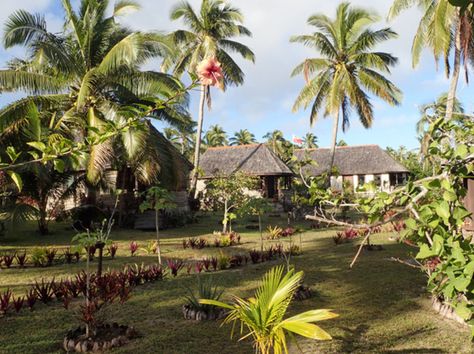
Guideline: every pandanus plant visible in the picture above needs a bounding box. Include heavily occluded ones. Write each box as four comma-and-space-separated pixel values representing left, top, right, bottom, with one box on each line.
200, 265, 337, 354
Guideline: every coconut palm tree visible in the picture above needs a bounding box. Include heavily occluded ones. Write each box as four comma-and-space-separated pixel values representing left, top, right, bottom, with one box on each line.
201, 265, 337, 354
303, 133, 319, 149
1, 0, 191, 187
230, 129, 257, 146
263, 130, 285, 154
388, 0, 474, 121
164, 123, 196, 157
169, 0, 255, 196
291, 2, 402, 172
205, 124, 228, 147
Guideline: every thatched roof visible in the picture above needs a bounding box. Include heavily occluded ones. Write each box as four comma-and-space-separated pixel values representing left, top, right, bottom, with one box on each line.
294, 145, 409, 176
149, 125, 193, 191
199, 144, 293, 178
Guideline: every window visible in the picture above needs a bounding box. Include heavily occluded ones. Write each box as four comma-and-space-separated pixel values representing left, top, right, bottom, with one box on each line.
358, 175, 365, 186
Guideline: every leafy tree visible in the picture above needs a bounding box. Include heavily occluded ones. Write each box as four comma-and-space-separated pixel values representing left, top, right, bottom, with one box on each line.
230, 129, 257, 146
291, 2, 402, 172
205, 124, 228, 147
139, 186, 176, 265
388, 0, 474, 121
240, 197, 273, 251
1, 0, 191, 187
169, 0, 255, 196
200, 265, 338, 354
206, 173, 257, 233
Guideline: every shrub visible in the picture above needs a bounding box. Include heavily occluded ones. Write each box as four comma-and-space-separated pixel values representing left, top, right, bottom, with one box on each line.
31, 248, 48, 267
12, 296, 24, 313
0, 289, 12, 314
26, 289, 36, 311
108, 243, 118, 259
33, 278, 54, 304
202, 258, 211, 272
45, 248, 57, 266
16, 252, 27, 268
195, 261, 204, 274
281, 227, 296, 237
249, 250, 262, 264
3, 254, 15, 268
129, 241, 138, 256
64, 249, 74, 264
217, 252, 230, 270
266, 226, 283, 240
141, 241, 158, 255
167, 259, 184, 277
183, 277, 224, 320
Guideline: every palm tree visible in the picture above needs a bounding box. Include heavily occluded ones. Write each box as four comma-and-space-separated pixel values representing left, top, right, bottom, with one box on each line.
337, 139, 348, 147
169, 0, 255, 196
1, 0, 190, 188
230, 129, 257, 145
164, 124, 196, 157
303, 133, 318, 149
205, 124, 228, 147
201, 265, 337, 354
291, 2, 402, 172
263, 130, 285, 154
388, 0, 474, 121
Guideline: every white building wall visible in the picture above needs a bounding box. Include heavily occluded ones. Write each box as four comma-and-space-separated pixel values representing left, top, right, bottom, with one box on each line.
365, 174, 374, 184
381, 173, 390, 192
330, 176, 343, 191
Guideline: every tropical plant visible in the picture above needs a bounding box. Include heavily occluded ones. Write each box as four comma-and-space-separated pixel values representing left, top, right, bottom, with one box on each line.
1, 0, 191, 190
169, 0, 255, 196
388, 0, 474, 121
139, 185, 176, 265
291, 2, 402, 172
205, 124, 228, 147
240, 197, 273, 251
183, 276, 223, 320
201, 265, 337, 353
263, 130, 285, 154
206, 173, 258, 233
230, 129, 257, 146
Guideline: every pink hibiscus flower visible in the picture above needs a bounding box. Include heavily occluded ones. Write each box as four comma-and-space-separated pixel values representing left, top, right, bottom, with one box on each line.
196, 57, 224, 88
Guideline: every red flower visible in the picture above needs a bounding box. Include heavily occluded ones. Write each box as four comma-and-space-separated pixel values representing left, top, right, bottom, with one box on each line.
197, 58, 224, 88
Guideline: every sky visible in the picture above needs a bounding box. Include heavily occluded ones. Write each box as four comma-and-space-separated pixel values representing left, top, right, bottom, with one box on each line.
1, 0, 473, 150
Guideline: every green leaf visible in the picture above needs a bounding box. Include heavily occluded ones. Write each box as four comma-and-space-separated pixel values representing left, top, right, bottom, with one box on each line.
416, 244, 436, 259
405, 218, 417, 230
453, 276, 470, 292
27, 141, 46, 151
280, 322, 332, 340
53, 159, 65, 173
435, 201, 450, 220
7, 171, 22, 191
455, 144, 468, 158
455, 303, 472, 320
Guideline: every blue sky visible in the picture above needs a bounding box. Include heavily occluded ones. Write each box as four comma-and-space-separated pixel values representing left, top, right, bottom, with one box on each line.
1, 0, 473, 151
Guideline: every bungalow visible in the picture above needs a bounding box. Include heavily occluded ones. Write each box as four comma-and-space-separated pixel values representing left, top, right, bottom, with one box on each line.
197, 144, 294, 201
294, 145, 409, 192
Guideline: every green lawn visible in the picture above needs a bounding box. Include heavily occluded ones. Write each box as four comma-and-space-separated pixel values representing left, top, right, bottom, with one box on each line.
0, 214, 472, 353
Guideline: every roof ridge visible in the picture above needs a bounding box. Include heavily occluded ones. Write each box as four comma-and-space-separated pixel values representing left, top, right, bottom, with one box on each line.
206, 143, 261, 151
295, 144, 380, 151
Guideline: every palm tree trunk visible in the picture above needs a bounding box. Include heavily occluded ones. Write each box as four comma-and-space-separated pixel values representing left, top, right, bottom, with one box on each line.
329, 109, 340, 175
191, 85, 206, 198
446, 11, 461, 122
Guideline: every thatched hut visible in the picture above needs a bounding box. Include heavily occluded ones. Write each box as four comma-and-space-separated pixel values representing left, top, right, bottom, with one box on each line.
197, 144, 294, 201
63, 125, 193, 215
294, 145, 409, 192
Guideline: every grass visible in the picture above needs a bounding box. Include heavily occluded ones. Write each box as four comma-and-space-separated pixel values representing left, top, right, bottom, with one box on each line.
0, 213, 473, 353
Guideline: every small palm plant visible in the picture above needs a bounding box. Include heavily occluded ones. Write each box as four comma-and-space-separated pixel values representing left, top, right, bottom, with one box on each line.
200, 265, 337, 353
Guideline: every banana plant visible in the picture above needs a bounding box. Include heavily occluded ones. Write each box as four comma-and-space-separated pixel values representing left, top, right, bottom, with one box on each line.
200, 265, 337, 354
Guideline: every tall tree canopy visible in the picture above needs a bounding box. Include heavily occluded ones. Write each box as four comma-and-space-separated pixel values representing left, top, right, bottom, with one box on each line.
291, 2, 402, 170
